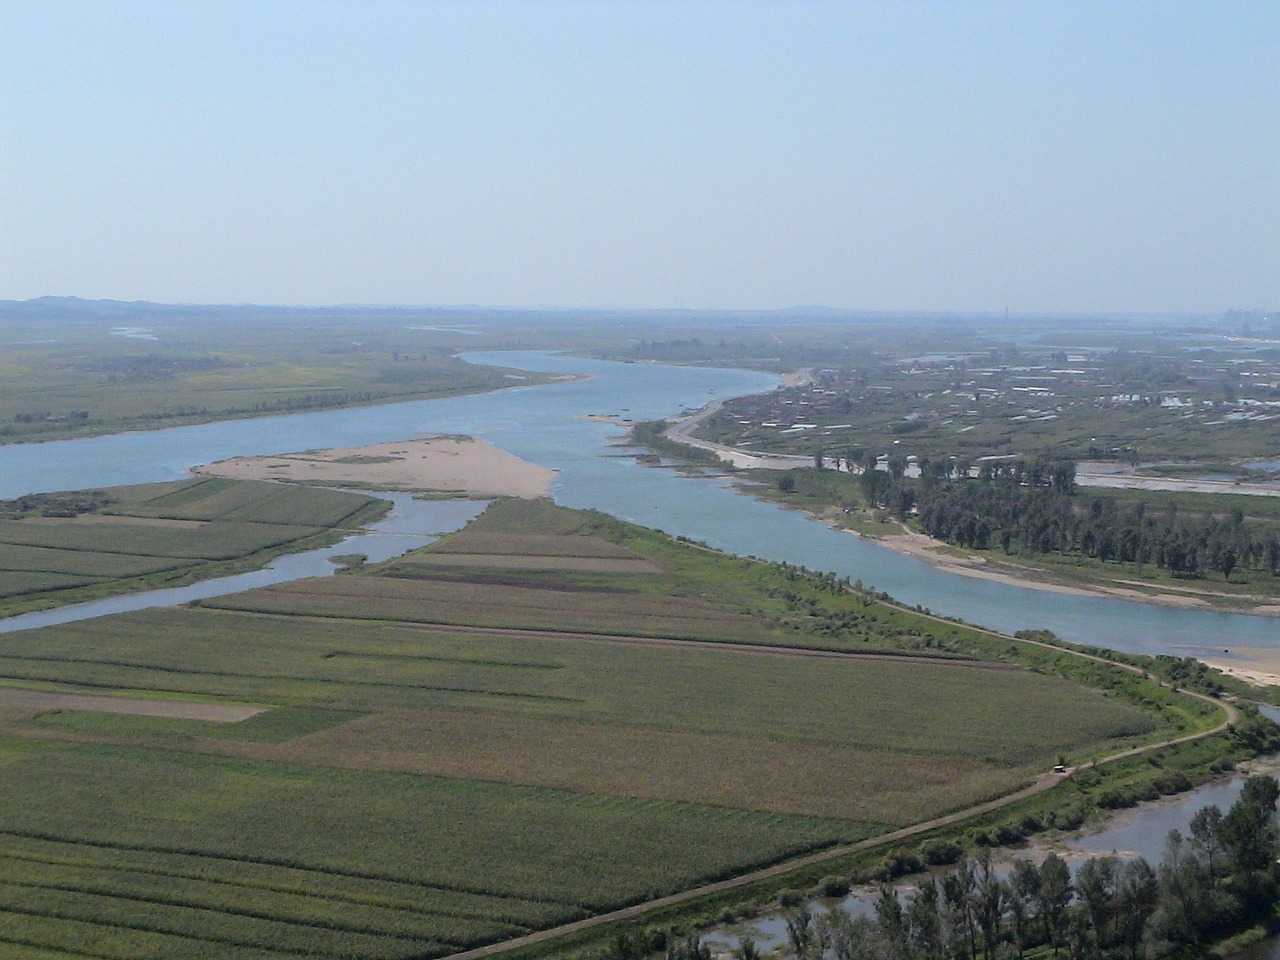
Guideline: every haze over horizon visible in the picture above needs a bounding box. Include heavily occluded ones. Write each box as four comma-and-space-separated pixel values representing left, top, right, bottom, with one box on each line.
2, 1, 1276, 315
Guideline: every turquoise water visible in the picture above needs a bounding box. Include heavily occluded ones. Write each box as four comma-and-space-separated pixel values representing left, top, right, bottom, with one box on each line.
0, 350, 1276, 661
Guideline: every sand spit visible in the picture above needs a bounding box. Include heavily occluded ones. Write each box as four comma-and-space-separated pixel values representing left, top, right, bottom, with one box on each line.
195, 436, 557, 499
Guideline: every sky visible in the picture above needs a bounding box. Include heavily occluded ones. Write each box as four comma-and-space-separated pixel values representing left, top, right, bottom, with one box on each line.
1, 0, 1276, 314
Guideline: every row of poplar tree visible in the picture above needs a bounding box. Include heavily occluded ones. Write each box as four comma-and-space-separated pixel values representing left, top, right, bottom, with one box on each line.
850, 457, 1279, 580
648, 775, 1278, 960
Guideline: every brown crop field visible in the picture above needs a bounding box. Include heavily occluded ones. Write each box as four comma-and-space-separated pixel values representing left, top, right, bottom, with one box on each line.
393, 553, 663, 573
0, 496, 1188, 959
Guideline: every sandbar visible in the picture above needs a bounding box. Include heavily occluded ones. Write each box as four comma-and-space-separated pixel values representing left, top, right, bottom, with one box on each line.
194, 436, 557, 499
1200, 649, 1280, 690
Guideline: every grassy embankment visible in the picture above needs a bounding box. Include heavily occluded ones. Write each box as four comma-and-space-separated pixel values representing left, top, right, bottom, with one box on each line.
0, 477, 386, 618
0, 495, 1249, 959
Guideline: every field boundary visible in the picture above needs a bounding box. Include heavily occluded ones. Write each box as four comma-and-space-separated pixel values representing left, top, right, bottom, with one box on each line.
438, 608, 1239, 960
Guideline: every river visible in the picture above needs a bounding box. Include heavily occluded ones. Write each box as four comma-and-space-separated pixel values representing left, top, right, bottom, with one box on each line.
2, 350, 1278, 955
0, 350, 1277, 664
702, 752, 1280, 957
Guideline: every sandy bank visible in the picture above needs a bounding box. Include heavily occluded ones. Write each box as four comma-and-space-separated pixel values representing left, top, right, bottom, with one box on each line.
1200, 650, 1280, 689
194, 436, 557, 499
867, 528, 1213, 608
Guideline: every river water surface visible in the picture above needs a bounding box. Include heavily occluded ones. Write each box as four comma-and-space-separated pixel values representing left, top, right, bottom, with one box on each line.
2, 351, 1279, 955
0, 350, 1277, 663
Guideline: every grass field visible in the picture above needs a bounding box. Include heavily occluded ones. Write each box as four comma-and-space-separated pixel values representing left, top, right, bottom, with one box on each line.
0, 478, 382, 616
0, 496, 1194, 959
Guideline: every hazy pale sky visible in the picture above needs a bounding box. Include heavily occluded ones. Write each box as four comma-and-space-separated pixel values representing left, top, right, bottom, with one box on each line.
2, 1, 1275, 313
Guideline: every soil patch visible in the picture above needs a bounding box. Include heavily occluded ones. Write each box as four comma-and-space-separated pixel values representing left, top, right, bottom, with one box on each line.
0, 687, 265, 722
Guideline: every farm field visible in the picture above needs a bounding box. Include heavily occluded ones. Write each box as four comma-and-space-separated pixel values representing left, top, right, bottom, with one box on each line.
0, 301, 563, 444
0, 497, 1187, 958
0, 477, 383, 616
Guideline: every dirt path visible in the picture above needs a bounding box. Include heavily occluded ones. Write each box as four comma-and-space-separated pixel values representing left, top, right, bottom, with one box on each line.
379, 619, 1021, 670
0, 686, 265, 722
439, 598, 1239, 960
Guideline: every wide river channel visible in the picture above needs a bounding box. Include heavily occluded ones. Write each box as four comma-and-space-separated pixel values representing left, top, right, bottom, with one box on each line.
2, 350, 1279, 955
0, 349, 1277, 662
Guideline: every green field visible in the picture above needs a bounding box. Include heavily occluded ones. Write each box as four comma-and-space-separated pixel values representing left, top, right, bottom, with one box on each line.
0, 303, 560, 444
0, 478, 383, 615
0, 496, 1196, 959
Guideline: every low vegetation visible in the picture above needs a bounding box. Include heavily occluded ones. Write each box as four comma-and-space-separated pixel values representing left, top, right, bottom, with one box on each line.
0, 495, 1228, 958
0, 300, 557, 443
0, 477, 384, 616
750, 775, 1280, 960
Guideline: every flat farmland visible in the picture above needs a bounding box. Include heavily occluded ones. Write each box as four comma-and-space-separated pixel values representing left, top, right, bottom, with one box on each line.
0, 741, 866, 959
0, 478, 381, 614
0, 496, 1181, 959
201, 576, 788, 643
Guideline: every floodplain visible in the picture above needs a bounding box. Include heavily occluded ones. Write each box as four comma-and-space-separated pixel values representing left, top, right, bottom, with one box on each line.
0, 494, 1196, 959
0, 477, 382, 616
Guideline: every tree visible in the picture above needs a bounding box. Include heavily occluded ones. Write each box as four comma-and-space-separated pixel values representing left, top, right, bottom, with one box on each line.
1220, 774, 1279, 875
821, 908, 877, 960
784, 905, 818, 959
975, 851, 1005, 960
875, 883, 908, 960
1039, 853, 1072, 953
1188, 804, 1225, 879
1008, 859, 1042, 956
1113, 858, 1158, 960
906, 878, 944, 960
942, 860, 979, 960
1075, 857, 1117, 950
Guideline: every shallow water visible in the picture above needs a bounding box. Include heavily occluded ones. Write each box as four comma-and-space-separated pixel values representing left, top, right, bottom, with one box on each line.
0, 351, 1276, 668
0, 494, 485, 634
704, 760, 1279, 955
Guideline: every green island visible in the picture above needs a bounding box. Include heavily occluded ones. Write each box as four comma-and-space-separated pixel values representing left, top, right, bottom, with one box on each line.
0, 477, 386, 617
0, 490, 1272, 959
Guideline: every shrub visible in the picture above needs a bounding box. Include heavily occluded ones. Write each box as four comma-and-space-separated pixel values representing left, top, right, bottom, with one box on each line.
818, 875, 850, 898
778, 888, 804, 908
921, 839, 965, 866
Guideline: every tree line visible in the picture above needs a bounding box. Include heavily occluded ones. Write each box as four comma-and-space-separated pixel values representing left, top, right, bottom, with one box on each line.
631, 775, 1278, 960
839, 454, 1279, 580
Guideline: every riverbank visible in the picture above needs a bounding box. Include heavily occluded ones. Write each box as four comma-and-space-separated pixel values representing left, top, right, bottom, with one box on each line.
864, 525, 1280, 621
705, 753, 1280, 958
717, 469, 1280, 628
850, 529, 1280, 689
194, 435, 558, 498
1201, 650, 1280, 690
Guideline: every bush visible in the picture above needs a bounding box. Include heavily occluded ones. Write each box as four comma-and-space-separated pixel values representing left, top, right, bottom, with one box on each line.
778, 888, 804, 908
992, 822, 1026, 845
818, 875, 850, 898
921, 839, 965, 866
1154, 769, 1192, 795
870, 852, 925, 881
